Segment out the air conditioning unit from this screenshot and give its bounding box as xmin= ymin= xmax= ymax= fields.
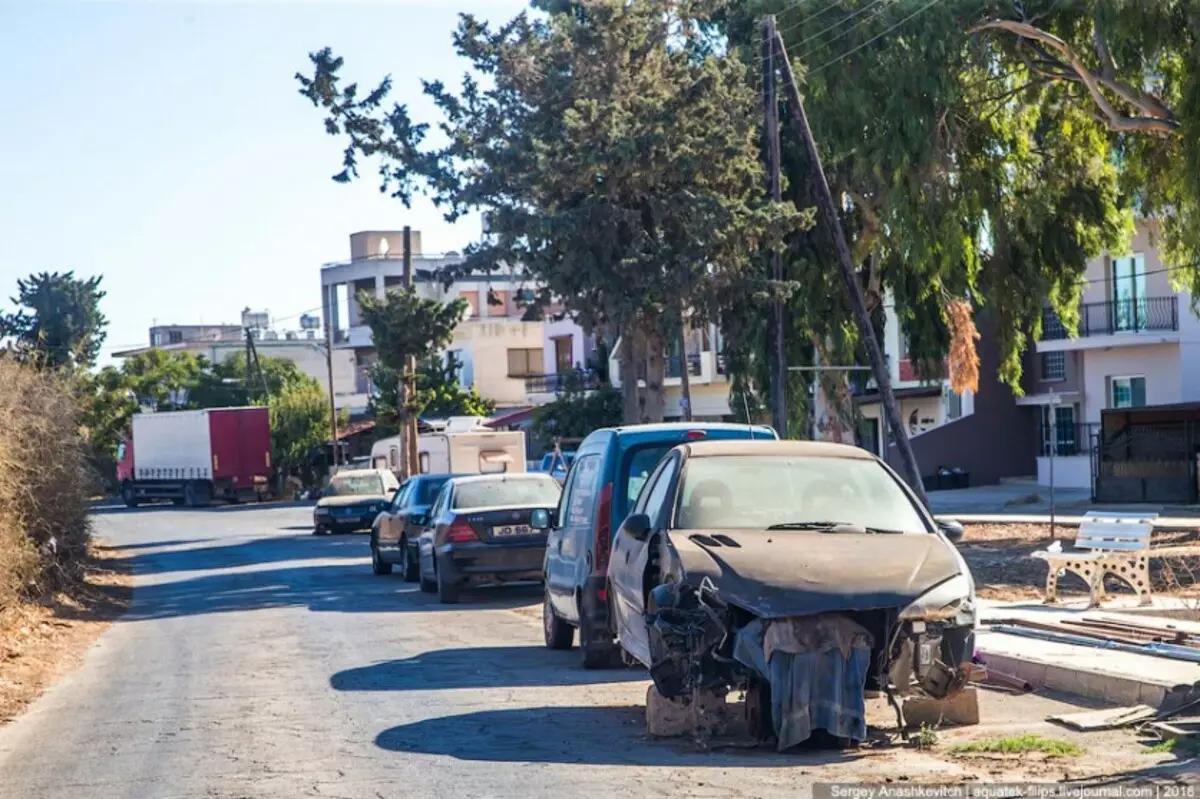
xmin=263 ymin=331 xmax=279 ymax=341
xmin=285 ymin=331 xmax=297 ymax=340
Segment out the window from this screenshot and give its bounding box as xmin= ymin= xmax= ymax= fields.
xmin=1041 ymin=352 xmax=1066 ymax=381
xmin=947 ymin=390 xmax=963 ymax=420
xmin=563 ymin=455 xmax=602 ymax=527
xmin=452 ymin=476 xmax=562 ymax=510
xmin=418 ymin=452 xmax=430 ymax=474
xmin=1110 ymin=376 xmax=1146 ymax=409
xmin=624 ymin=445 xmax=674 ymax=516
xmin=479 ymin=450 xmax=513 ymax=474
xmin=674 ymin=454 xmax=928 ymax=533
xmin=167 ymin=330 xmax=184 ymax=344
xmin=1111 ymin=254 xmax=1147 ymax=332
xmin=1040 ymin=405 xmax=1078 ymax=456
xmin=390 ymin=482 xmax=412 ymax=511
xmin=637 ymin=455 xmax=680 ymax=525
xmin=507 ymin=348 xmax=543 ymax=377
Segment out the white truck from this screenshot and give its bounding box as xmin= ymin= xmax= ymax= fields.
xmin=370 ymin=416 xmax=527 ymax=477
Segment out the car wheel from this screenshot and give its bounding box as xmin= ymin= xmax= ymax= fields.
xmin=313 ymin=525 xmax=326 ymax=536
xmin=121 ymin=482 xmax=139 ymax=508
xmin=436 ymin=566 xmax=460 ymax=604
xmin=579 ymin=611 xmax=617 ymax=670
xmin=371 ymin=542 xmax=392 ymax=575
xmin=543 ymin=587 xmax=574 ymax=650
xmin=400 ymin=538 xmax=419 ymax=583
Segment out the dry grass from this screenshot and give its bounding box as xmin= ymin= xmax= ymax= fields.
xmin=0 ymin=360 xmax=98 ymax=615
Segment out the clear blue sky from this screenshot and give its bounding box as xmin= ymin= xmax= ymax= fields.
xmin=0 ymin=1 xmax=528 ymax=364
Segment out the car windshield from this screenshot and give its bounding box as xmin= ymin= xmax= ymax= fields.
xmin=453 ymin=477 xmax=562 ymax=510
xmin=624 ymin=445 xmax=671 ymax=516
xmin=675 ymin=455 xmax=928 ymax=533
xmin=417 ymin=477 xmax=450 ymax=505
xmin=326 ymin=474 xmax=384 ymax=497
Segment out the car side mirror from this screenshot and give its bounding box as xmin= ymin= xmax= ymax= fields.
xmin=531 ymin=508 xmax=552 ymax=530
xmin=624 ymin=513 xmax=651 ymax=541
xmin=937 ymin=519 xmax=965 ymax=543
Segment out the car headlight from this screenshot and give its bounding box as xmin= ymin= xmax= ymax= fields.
xmin=899 ymin=574 xmax=974 ymax=622
xmin=315 ymin=507 xmax=331 ymax=516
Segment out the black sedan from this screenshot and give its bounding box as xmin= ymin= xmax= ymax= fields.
xmin=417 ymin=473 xmax=562 ymax=604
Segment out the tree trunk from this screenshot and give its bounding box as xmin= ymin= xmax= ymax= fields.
xmin=643 ymin=327 xmax=666 ymax=423
xmin=677 ymin=309 xmax=693 ymax=422
xmin=405 ymin=355 xmax=419 ymax=476
xmin=397 ymin=374 xmax=411 ymax=479
xmin=619 ymin=322 xmax=640 ymax=424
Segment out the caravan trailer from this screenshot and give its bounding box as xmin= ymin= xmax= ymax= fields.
xmin=370 ymin=417 xmax=526 ymax=478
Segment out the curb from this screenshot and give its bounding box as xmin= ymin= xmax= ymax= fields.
xmin=975 ymin=643 xmax=1176 ymax=709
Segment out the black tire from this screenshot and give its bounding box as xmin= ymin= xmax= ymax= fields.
xmin=543 ymin=588 xmax=574 ymax=650
xmin=183 ymin=481 xmax=197 ymax=507
xmin=371 ymin=542 xmax=393 ymax=575
xmin=401 ymin=538 xmax=419 ymax=582
xmin=313 ymin=526 xmax=327 ymax=536
xmin=121 ymin=482 xmax=139 ymax=509
xmin=436 ymin=566 xmax=460 ymax=604
xmin=419 ymin=570 xmax=436 ymax=593
xmin=579 ymin=612 xmax=617 ymax=669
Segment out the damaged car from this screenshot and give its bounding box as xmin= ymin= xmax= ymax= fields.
xmin=606 ymin=439 xmax=974 ymax=749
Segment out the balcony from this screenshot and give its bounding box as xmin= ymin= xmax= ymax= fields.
xmin=523 ymin=370 xmax=600 ymax=395
xmin=1040 ymin=297 xmax=1179 ymax=351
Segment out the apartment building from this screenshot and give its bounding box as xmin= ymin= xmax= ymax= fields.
xmin=320 ymin=230 xmax=545 ymax=411
xmin=1020 ymin=218 xmax=1200 ymax=489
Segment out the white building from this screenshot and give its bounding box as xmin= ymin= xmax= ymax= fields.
xmin=1020 ymin=218 xmax=1199 ymax=488
xmin=320 ymin=231 xmax=545 ymax=411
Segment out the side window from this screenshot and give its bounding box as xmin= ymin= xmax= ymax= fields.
xmin=419 ymin=452 xmax=431 ymax=474
xmin=563 ymin=454 xmax=602 ymax=528
xmin=391 ymin=481 xmax=412 ymax=511
xmin=638 ymin=455 xmax=680 ymax=526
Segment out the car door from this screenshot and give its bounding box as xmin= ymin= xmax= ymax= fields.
xmin=546 ymin=453 xmax=601 ymax=622
xmin=378 ymin=480 xmax=412 ymax=547
xmin=418 ymin=485 xmax=450 ymax=578
xmin=609 ymin=452 xmax=681 ymax=665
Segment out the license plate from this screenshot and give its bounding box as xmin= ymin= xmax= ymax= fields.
xmin=492 ymin=525 xmax=531 ymax=537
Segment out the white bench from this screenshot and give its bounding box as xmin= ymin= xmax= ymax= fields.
xmin=1032 ymin=512 xmax=1156 ymax=607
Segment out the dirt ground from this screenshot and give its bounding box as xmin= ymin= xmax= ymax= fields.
xmin=961 ymin=523 xmax=1200 ymax=602
xmin=0 ymin=542 xmax=132 ymax=724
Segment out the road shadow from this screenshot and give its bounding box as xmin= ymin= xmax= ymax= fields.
xmin=120 ymin=558 xmax=543 ymax=621
xmin=91 ymin=501 xmax=315 ymax=516
xmin=94 ymin=538 xmax=217 ymax=552
xmin=331 ymin=645 xmax=641 ymax=692
xmin=107 ymin=534 xmax=365 ymax=577
xmin=374 ymin=705 xmax=859 ymax=767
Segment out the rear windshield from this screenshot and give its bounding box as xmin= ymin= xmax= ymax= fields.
xmin=623 ymin=445 xmax=672 ymax=516
xmin=417 ymin=477 xmax=450 ymax=505
xmin=453 ymin=477 xmax=562 ymax=510
xmin=327 ymin=474 xmax=384 ymax=496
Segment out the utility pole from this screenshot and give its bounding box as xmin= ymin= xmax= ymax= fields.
xmin=763 ymin=15 xmax=788 ymax=439
xmin=244 ymin=328 xmax=253 ymax=404
xmin=326 ymin=285 xmax=340 ymax=469
xmin=245 ymin=331 xmax=270 ymax=401
xmin=771 ymin=28 xmax=930 ymax=508
xmin=400 ymin=225 xmax=419 ymax=478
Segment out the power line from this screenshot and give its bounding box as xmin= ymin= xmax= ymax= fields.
xmin=806 ymin=0 xmax=944 ymax=75
xmin=781 ymin=0 xmax=892 ymax=46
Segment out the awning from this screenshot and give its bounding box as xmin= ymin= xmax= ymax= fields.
xmin=853 ymin=386 xmax=942 ymax=405
xmin=480 ymin=451 xmax=515 ymax=464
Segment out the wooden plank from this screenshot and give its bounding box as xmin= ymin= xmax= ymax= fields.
xmin=1048 ymin=705 xmax=1157 ymax=731
xmin=1078 ymin=522 xmax=1153 ymax=537
xmin=1083 ymin=512 xmax=1160 ymax=521
xmin=1076 ymin=538 xmax=1150 ymax=551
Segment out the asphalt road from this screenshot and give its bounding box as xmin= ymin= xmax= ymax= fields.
xmin=0 ymin=505 xmax=1183 ymax=798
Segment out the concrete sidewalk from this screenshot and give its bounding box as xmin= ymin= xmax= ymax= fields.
xmin=927 ymin=481 xmax=1200 ymax=527
xmin=974 ymin=598 xmax=1200 ymax=710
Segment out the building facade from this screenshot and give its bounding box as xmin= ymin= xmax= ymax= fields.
xmin=1020 ymin=218 xmax=1200 ymax=488
xmin=319 ymin=230 xmax=546 ymax=411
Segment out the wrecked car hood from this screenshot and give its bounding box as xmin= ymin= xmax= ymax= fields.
xmin=668 ymin=530 xmax=962 ymax=618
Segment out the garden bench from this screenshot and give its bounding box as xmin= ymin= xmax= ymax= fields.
xmin=1032 ymin=512 xmax=1156 ymax=608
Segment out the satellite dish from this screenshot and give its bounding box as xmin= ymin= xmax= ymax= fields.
xmin=379 ymin=237 xmax=390 ymax=257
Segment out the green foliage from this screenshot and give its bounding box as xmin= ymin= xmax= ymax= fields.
xmin=357 ymin=288 xmax=467 ymax=383
xmin=1 ymin=272 xmax=108 ymax=370
xmin=269 ymin=380 xmax=333 ymax=476
xmin=296 ymin=0 xmax=811 ymax=421
xmin=369 ymin=353 xmax=496 ymax=437
xmin=532 ymin=375 xmax=623 ymax=444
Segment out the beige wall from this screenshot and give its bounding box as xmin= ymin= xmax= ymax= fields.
xmin=349 ymin=230 xmax=423 ymax=260
xmin=1079 ymin=343 xmax=1182 ymax=423
xmin=450 ymin=320 xmax=545 ymax=407
xmin=859 ymin=395 xmax=944 ymax=436
xmin=207 ymin=342 xmax=358 ymax=399
xmin=1080 ymin=220 xmax=1169 ymax=304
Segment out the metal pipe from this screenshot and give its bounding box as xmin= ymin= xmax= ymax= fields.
xmin=990 ymin=624 xmax=1200 ymax=663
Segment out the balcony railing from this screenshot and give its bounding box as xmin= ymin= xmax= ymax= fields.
xmin=524 ymin=370 xmax=600 ymax=394
xmin=1037 ymin=422 xmax=1099 ymax=457
xmin=1042 ymin=297 xmax=1179 ymax=341
xmin=633 ymin=353 xmax=703 ymax=381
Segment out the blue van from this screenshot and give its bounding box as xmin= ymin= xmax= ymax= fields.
xmin=534 ymin=422 xmax=777 ymax=668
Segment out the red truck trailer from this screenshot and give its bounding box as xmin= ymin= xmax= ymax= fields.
xmin=115 ymin=407 xmax=272 ymax=508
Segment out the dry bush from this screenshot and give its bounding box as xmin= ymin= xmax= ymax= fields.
xmin=0 ymin=360 xmax=97 ymax=614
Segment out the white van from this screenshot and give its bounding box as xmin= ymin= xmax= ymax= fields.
xmin=370 ymin=422 xmax=527 ymax=477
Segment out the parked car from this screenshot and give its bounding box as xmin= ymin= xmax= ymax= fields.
xmin=417 ymin=473 xmax=563 ymax=604
xmin=370 ymin=473 xmax=460 ymax=579
xmin=598 ymin=439 xmax=973 ymax=746
xmin=536 ymin=422 xmax=778 ymax=668
xmin=312 ymin=469 xmax=400 ymax=535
